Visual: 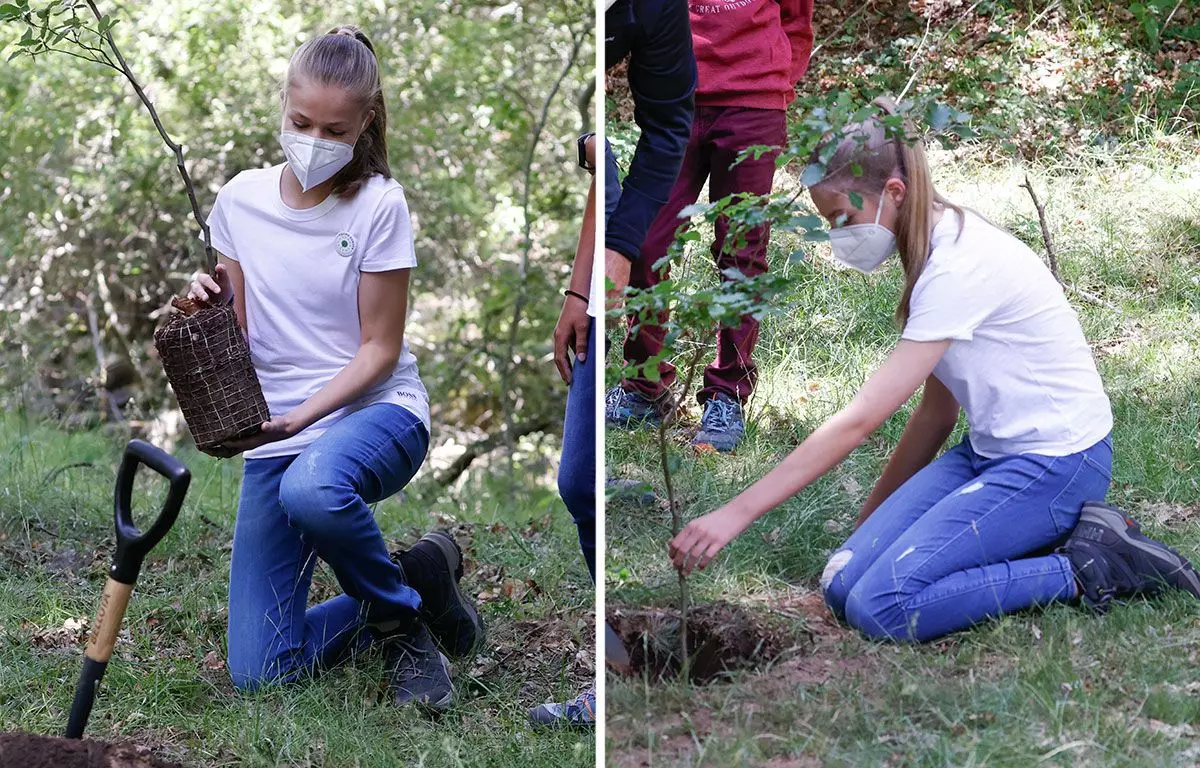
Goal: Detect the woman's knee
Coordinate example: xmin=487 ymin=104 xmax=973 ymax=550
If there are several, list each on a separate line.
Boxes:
xmin=842 ymin=575 xmax=915 ymax=642
xmin=227 ymin=640 xmax=294 ymax=693
xmin=820 ymin=547 xmax=857 ymax=618
xmin=278 ymin=464 xmax=353 ymax=534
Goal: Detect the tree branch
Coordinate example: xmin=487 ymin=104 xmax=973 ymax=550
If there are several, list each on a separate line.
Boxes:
xmin=79 ymin=291 xmax=124 ymax=423
xmin=1020 ymin=174 xmax=1119 ymax=311
xmin=435 ymin=419 xmax=555 ymax=487
xmin=499 ymin=22 xmax=588 ymax=474
xmin=1019 ymin=174 xmax=1060 ymax=281
xmin=83 ymin=0 xmax=213 ymax=270
xmin=657 ymin=340 xmax=704 ymax=680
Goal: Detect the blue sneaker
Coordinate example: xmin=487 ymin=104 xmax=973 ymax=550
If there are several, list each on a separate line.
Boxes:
xmin=605 ymin=386 xmax=670 ymax=428
xmin=528 ymin=687 xmax=595 ymax=729
xmin=692 ymin=392 xmax=745 ymax=452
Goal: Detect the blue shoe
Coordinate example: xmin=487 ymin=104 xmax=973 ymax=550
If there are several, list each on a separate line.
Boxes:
xmin=692 ymin=392 xmax=745 ymax=453
xmin=528 ymin=687 xmax=595 ymax=729
xmin=605 ymin=386 xmax=670 ymax=428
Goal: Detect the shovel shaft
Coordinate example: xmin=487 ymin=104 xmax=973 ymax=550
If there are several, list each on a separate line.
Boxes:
xmin=64 ymin=578 xmax=134 ymax=738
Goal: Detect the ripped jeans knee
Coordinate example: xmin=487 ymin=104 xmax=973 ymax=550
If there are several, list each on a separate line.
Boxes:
xmin=820 ymin=548 xmax=855 ymax=618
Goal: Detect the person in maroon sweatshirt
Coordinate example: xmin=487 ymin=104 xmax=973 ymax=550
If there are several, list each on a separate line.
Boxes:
xmin=605 ymin=0 xmax=815 ymax=452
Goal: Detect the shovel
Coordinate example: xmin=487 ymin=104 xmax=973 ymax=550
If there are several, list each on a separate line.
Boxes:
xmin=64 ymin=439 xmax=190 ymax=739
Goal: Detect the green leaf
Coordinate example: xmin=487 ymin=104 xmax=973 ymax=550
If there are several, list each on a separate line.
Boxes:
xmin=803 ymin=230 xmax=830 ymax=242
xmin=800 ymin=163 xmax=825 ymax=187
xmin=848 ymin=191 xmax=864 ymax=210
xmin=790 ymin=249 xmax=808 ymax=262
xmin=927 ymin=101 xmax=953 ymax=131
xmin=0 ymin=4 xmax=20 ymax=19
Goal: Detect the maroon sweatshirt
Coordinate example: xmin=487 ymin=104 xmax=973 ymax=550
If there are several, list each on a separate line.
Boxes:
xmin=688 ymin=0 xmax=815 ymax=110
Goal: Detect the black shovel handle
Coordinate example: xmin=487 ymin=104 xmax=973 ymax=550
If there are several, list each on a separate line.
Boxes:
xmin=65 ymin=440 xmax=190 ymax=739
xmin=111 ymin=439 xmax=190 ymax=585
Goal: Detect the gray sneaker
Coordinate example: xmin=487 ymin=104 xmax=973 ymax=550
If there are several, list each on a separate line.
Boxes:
xmin=605 ymin=386 xmax=671 ymax=428
xmin=1060 ymin=501 xmax=1200 ymax=612
xmin=692 ymin=392 xmax=745 ymax=452
xmin=528 ymin=687 xmax=595 ymax=729
xmin=379 ymin=621 xmax=453 ymax=712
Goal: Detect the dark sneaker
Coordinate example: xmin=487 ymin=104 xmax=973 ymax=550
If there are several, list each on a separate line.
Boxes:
xmin=692 ymin=392 xmax=745 ymax=453
xmin=528 ymin=687 xmax=595 ymax=729
xmin=393 ymin=531 xmax=485 ymax=658
xmin=379 ymin=620 xmax=453 ymax=712
xmin=605 ymin=386 xmax=671 ymax=428
xmin=1060 ymin=501 xmax=1200 ymax=612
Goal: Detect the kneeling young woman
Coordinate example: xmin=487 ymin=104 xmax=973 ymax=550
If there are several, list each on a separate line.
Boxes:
xmin=187 ymin=26 xmax=482 ymax=707
xmin=668 ymin=100 xmax=1200 ymax=642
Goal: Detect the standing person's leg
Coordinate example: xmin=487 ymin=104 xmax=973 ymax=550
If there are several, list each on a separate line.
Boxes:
xmin=531 ymin=318 xmax=600 ymax=729
xmin=613 ymin=109 xmax=712 ymax=416
xmin=700 ymin=107 xmax=787 ymax=407
xmin=558 ymin=318 xmax=598 ymax=581
xmin=844 ymin=437 xmax=1113 ymax=642
xmin=227 ymin=456 xmax=369 ymax=691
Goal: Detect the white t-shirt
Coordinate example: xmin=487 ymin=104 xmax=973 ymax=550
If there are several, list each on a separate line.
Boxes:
xmin=204 ymin=164 xmax=431 ymax=459
xmin=900 ymin=209 xmax=1112 ymax=458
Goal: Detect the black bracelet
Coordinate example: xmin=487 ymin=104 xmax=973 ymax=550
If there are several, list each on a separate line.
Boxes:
xmin=564 ymin=289 xmax=589 ymax=304
xmin=577 ymin=132 xmax=596 ymax=174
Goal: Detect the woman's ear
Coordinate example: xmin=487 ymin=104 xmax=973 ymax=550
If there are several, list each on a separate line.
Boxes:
xmin=359 ymin=109 xmax=376 ymax=137
xmin=885 ymin=177 xmax=908 ymax=208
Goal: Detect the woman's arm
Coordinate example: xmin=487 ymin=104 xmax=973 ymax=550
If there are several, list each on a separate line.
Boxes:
xmin=668 ymin=338 xmax=952 ymax=574
xmin=855 ymin=374 xmax=959 ymax=527
xmin=283 ymin=269 xmax=410 ymax=433
xmin=553 ymin=172 xmax=596 ymax=384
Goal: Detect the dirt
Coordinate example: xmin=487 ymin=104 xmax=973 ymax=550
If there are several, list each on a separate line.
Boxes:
xmin=0 ymin=733 xmax=184 ymax=768
xmin=608 ymin=600 xmax=810 ymax=684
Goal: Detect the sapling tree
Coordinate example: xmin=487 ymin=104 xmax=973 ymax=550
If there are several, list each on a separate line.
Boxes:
xmin=610 ymin=94 xmax=973 ymax=677
xmin=1 ymin=0 xmax=213 ymax=267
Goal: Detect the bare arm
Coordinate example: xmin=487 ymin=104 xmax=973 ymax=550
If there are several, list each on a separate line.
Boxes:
xmin=284 ymin=269 xmax=411 ymax=433
xmin=668 ymin=338 xmax=952 ymax=574
xmin=856 ymin=374 xmax=960 ymax=526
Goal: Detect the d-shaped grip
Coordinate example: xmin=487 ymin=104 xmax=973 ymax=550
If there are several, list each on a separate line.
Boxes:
xmin=111 ymin=439 xmax=190 ymax=585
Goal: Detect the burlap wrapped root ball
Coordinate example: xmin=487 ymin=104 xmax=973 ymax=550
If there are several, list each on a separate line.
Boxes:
xmin=154 ymin=298 xmax=269 ymax=450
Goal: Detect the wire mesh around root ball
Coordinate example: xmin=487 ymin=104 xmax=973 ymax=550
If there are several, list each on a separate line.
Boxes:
xmin=154 ymin=303 xmax=270 ymax=450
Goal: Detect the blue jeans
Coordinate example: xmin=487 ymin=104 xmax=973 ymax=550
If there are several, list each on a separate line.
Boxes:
xmin=227 ymin=403 xmax=429 ymax=690
xmin=558 ymin=318 xmax=597 ymax=581
xmin=822 ymin=434 xmax=1112 ymax=642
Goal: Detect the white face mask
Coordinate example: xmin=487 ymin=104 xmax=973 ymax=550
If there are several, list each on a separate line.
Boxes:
xmin=828 ymin=191 xmax=896 ymax=274
xmin=278 ymin=131 xmax=355 ymax=192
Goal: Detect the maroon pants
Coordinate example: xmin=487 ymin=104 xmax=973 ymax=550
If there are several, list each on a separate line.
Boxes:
xmin=622 ymin=105 xmax=787 ymax=404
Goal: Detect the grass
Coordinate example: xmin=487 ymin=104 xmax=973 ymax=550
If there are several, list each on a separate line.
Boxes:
xmin=604 ymin=133 xmax=1200 ymax=765
xmin=0 ymin=415 xmax=595 ymax=767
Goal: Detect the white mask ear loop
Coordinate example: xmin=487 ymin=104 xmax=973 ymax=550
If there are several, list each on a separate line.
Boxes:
xmin=874 ymin=190 xmax=886 ymax=226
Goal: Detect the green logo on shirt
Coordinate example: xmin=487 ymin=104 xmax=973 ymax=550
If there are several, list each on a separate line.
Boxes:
xmin=335 ymin=232 xmax=356 ymax=257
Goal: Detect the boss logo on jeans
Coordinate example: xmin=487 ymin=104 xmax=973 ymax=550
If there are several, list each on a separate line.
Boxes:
xmin=335 ymin=232 xmax=357 ymax=257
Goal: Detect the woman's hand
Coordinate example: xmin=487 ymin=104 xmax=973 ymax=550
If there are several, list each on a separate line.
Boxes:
xmin=553 ymin=293 xmax=590 ymax=384
xmin=668 ymin=506 xmax=754 ymax=576
xmin=584 ymin=134 xmax=596 ymax=173
xmin=188 ymin=263 xmax=233 ymax=305
xmin=201 ymin=416 xmax=298 ymax=459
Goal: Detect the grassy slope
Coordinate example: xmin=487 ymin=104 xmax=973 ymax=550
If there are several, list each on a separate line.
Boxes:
xmin=0 ymin=418 xmax=595 ymax=767
xmin=605 ymin=4 xmax=1200 ymax=758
